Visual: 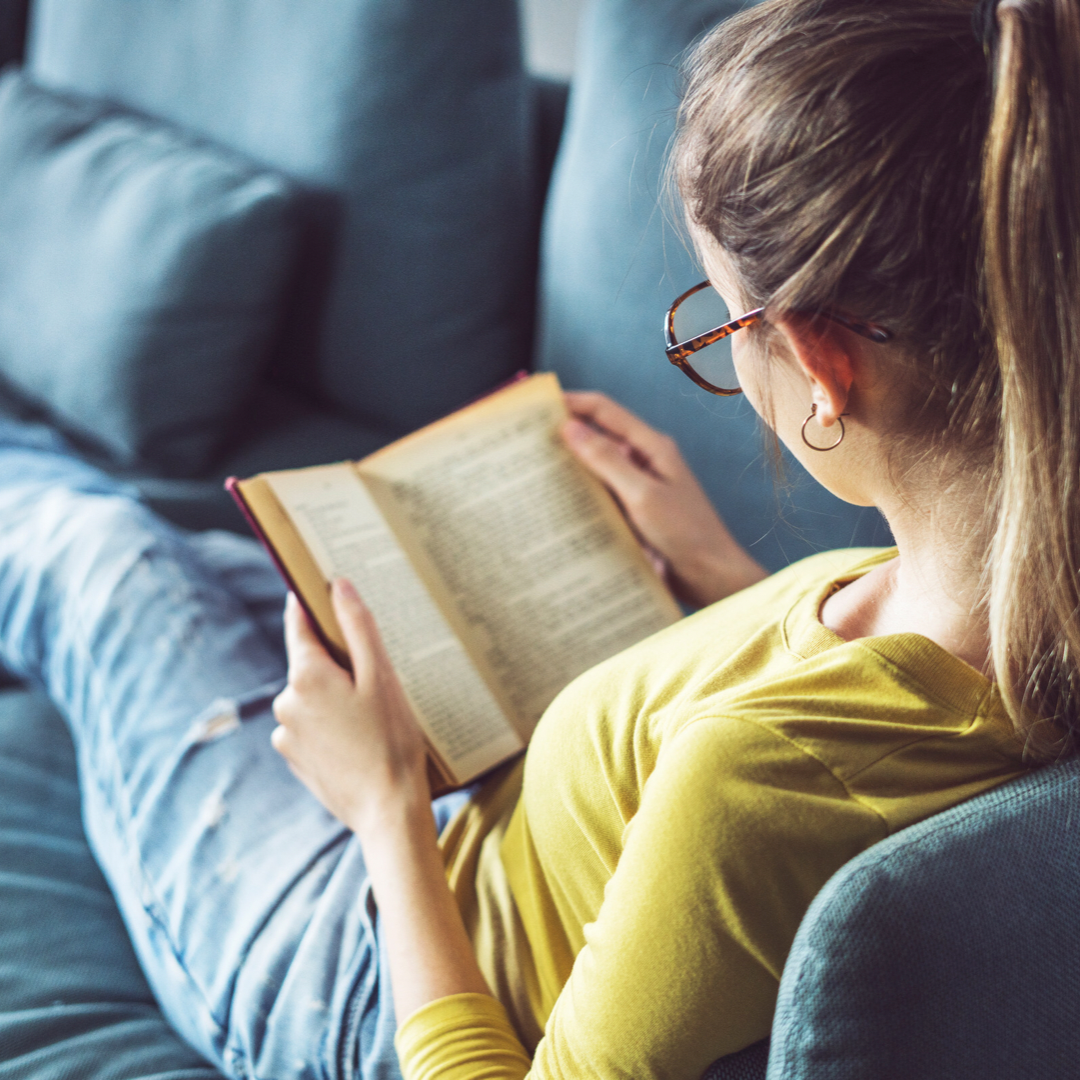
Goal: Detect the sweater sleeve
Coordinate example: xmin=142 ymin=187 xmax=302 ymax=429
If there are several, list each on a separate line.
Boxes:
xmin=397 ymin=716 xmax=888 ymax=1080
xmin=396 ymin=994 xmax=531 ymax=1080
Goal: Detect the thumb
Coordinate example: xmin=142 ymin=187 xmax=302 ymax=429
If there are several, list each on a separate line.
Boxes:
xmin=562 ymin=418 xmax=653 ymax=508
xmin=330 ymin=578 xmax=385 ymax=686
xmin=284 ymin=592 xmax=338 ymax=677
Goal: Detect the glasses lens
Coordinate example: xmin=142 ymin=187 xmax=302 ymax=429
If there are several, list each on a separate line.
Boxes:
xmin=672 ymin=286 xmax=739 ymax=391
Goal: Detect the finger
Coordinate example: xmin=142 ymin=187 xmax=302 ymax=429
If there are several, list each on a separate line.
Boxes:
xmin=330 ymin=578 xmax=388 ymax=687
xmin=271 ymin=725 xmax=314 ymax=787
xmin=563 ymin=392 xmax=681 ymax=473
xmin=283 ymin=592 xmax=338 ymax=681
xmin=270 ymin=722 xmax=292 ymax=758
xmin=271 ymin=685 xmax=293 ymax=726
xmin=562 ymin=417 xmax=657 ymax=509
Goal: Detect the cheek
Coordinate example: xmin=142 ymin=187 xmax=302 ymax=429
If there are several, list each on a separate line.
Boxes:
xmin=732 ymin=331 xmax=807 ymax=439
xmin=732 ymin=332 xmax=768 ymax=416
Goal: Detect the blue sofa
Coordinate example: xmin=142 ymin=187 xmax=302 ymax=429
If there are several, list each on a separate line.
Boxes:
xmin=5 ymin=1 xmax=1074 ymax=1078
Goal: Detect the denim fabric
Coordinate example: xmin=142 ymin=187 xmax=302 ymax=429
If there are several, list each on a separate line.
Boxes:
xmin=0 ymin=417 xmax=476 ymax=1080
xmin=768 ymin=759 xmax=1080 ymax=1080
xmin=537 ymin=0 xmax=892 ymax=572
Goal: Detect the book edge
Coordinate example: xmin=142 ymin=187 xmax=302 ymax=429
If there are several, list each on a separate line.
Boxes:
xmin=226 ymin=476 xmax=350 ymax=668
xmin=225 ymin=476 xmax=465 ymax=795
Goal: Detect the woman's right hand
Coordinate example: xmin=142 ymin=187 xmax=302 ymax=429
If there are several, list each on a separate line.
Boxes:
xmin=562 ymin=391 xmax=767 ymax=608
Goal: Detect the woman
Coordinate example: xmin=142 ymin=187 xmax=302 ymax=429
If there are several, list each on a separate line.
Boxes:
xmin=0 ymin=0 xmax=1072 ymax=1075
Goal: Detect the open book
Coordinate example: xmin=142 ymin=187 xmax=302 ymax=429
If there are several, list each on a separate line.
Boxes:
xmin=227 ymin=373 xmax=681 ymax=790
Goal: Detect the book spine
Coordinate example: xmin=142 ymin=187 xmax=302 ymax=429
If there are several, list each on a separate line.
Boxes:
xmin=224 ymin=477 xmax=350 ymax=670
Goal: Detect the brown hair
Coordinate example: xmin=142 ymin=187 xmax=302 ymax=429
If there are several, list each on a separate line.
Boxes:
xmin=676 ymin=0 xmax=1080 ymax=757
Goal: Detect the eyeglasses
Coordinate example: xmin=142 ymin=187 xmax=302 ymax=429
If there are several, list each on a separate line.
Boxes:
xmin=664 ymin=280 xmax=894 ymax=396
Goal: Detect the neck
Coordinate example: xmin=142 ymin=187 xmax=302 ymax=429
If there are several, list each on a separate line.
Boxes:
xmin=821 ymin=463 xmax=993 ymax=675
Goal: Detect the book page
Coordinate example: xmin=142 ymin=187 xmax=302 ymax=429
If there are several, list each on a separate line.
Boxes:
xmin=264 ymin=464 xmax=523 ymax=783
xmin=357 ymin=374 xmax=682 ymax=733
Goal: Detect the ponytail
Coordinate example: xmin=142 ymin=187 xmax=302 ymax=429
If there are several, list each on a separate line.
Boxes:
xmin=984 ymin=0 xmax=1080 ymax=755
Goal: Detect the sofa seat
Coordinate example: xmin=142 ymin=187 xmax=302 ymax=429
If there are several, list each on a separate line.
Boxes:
xmin=0 ymin=671 xmax=775 ymax=1080
xmin=0 ymin=380 xmax=394 ymax=534
xmin=122 ymin=384 xmax=397 ymax=533
xmin=0 ymin=684 xmax=224 ymax=1080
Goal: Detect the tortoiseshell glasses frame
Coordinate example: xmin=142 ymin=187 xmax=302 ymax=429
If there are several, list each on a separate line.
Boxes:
xmin=664 ymin=280 xmax=895 ymax=397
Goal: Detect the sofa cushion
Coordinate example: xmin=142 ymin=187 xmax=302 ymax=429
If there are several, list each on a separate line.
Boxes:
xmin=27 ymin=0 xmax=534 ymax=437
xmin=0 ymin=70 xmax=300 ymax=476
xmin=0 ymin=0 xmax=27 ymax=67
xmin=702 ymin=1038 xmax=769 ymax=1080
xmin=126 ymin=384 xmax=395 ymax=533
xmin=538 ymin=0 xmax=892 ymax=571
xmin=0 ymin=686 xmax=223 ymax=1079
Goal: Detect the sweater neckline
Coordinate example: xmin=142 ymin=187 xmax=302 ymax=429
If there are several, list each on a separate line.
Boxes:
xmin=782 ymin=548 xmax=1003 ymax=721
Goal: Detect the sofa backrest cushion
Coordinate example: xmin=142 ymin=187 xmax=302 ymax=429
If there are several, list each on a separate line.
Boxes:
xmin=26 ymin=0 xmax=534 ymax=437
xmin=538 ymin=0 xmax=891 ymax=571
xmin=0 ymin=69 xmax=300 ymax=475
xmin=768 ymin=759 xmax=1080 ymax=1080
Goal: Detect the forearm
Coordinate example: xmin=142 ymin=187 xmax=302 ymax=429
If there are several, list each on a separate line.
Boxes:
xmin=355 ymin=794 xmax=493 ymax=1024
xmin=273 ymin=584 xmax=494 ymax=1023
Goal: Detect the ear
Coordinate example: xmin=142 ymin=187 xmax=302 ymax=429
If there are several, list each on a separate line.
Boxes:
xmin=772 ymin=313 xmax=856 ymax=428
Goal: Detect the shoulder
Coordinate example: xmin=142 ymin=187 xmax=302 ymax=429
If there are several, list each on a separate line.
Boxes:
xmin=641 ymin=714 xmax=889 ymax=849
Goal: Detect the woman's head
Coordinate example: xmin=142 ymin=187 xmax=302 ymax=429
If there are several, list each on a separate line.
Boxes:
xmin=676 ymin=0 xmax=995 ymax=453
xmin=674 ymin=0 xmax=1080 ymax=755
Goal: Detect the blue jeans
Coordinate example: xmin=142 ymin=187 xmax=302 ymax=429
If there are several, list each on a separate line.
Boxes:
xmin=0 ymin=419 xmax=469 ymax=1080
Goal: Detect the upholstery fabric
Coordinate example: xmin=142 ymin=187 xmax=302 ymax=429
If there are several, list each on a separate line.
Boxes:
xmin=537 ymin=0 xmax=892 ymax=571
xmin=0 ymin=373 xmax=394 ymax=535
xmin=127 ymin=385 xmax=393 ymax=530
xmin=0 ymin=686 xmax=223 ymax=1079
xmin=0 ymin=0 xmax=27 ymax=66
xmin=702 ymin=1039 xmax=769 ymax=1080
xmin=27 ymin=0 xmax=534 ymax=436
xmin=768 ymin=759 xmax=1080 ymax=1079
xmin=0 ymin=70 xmax=300 ymax=475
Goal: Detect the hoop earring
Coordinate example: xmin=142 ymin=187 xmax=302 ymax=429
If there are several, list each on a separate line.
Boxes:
xmin=801 ymin=403 xmax=845 ymax=452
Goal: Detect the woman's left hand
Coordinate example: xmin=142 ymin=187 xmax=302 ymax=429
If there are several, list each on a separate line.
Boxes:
xmin=271 ymin=580 xmax=430 ymax=838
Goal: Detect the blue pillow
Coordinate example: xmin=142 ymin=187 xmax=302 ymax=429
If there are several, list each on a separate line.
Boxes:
xmin=0 ymin=70 xmax=300 ymax=475
xmin=27 ymin=0 xmax=535 ymax=438
xmin=538 ymin=0 xmax=891 ymax=571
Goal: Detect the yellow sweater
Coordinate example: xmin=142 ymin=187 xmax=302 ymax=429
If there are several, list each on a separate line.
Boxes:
xmin=397 ymin=548 xmax=1028 ymax=1079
